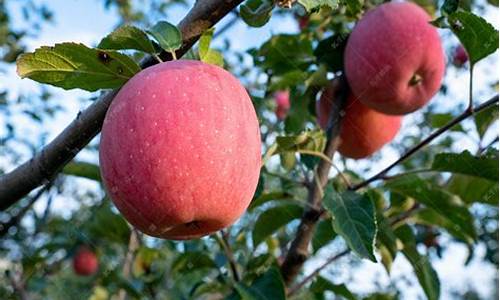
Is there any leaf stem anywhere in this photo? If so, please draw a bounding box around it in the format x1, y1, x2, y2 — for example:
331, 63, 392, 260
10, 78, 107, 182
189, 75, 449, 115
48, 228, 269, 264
468, 65, 474, 112
153, 53, 163, 63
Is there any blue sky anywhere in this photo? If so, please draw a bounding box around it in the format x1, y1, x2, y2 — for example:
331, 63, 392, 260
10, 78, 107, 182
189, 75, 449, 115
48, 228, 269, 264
1, 0, 498, 298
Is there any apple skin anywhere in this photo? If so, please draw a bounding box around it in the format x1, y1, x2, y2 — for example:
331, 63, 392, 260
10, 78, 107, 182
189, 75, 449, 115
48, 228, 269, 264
274, 90, 290, 120
99, 60, 262, 240
452, 44, 468, 67
298, 16, 309, 30
344, 2, 445, 115
316, 80, 402, 159
73, 247, 98, 276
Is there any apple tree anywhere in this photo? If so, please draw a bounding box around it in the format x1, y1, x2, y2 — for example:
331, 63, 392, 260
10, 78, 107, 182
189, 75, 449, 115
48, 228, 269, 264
0, 0, 498, 299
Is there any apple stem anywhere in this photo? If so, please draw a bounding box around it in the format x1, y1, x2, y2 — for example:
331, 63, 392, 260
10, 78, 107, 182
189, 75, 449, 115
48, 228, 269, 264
171, 51, 178, 60
408, 73, 422, 86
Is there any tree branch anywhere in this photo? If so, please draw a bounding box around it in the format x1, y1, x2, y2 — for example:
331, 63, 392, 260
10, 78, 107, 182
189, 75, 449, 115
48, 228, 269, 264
280, 76, 349, 286
350, 95, 499, 191
0, 0, 244, 210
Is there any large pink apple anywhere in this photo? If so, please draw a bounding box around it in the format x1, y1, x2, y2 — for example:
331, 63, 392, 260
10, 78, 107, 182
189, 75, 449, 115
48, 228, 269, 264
99, 60, 261, 240
274, 90, 290, 120
317, 80, 402, 159
73, 247, 98, 276
344, 2, 445, 115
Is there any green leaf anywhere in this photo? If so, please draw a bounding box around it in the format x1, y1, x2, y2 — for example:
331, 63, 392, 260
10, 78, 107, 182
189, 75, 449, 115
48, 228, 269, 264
280, 151, 297, 170
233, 267, 286, 300
376, 213, 399, 274
249, 191, 294, 211
240, 0, 274, 28
411, 208, 474, 243
431, 150, 498, 181
16, 43, 141, 91
192, 281, 228, 299
474, 103, 498, 138
269, 70, 309, 91
312, 219, 337, 253
270, 130, 327, 168
394, 225, 440, 300
275, 130, 326, 153
344, 0, 364, 17
314, 33, 348, 72
132, 247, 160, 277
447, 11, 499, 65
440, 0, 459, 15
298, 0, 338, 12
323, 186, 377, 261
429, 113, 464, 132
62, 161, 101, 181
98, 25, 156, 54
198, 28, 213, 58
147, 21, 182, 54
447, 174, 499, 205
198, 28, 224, 67
254, 34, 314, 75
385, 175, 476, 240
310, 276, 356, 300
171, 252, 216, 274
252, 203, 303, 247
87, 204, 130, 244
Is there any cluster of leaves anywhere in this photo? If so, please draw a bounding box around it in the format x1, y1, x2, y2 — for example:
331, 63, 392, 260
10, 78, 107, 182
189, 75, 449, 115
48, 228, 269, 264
0, 0, 499, 299
16, 19, 222, 92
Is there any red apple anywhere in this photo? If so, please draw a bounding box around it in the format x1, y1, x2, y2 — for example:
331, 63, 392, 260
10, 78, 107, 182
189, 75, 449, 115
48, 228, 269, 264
298, 15, 309, 30
73, 247, 98, 276
99, 60, 261, 240
274, 90, 290, 120
452, 44, 468, 67
344, 2, 445, 115
316, 80, 402, 159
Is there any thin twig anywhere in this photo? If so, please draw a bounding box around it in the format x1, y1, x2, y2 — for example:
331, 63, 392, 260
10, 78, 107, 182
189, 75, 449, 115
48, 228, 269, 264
379, 168, 434, 181
214, 10, 239, 38
117, 229, 141, 300
0, 183, 52, 237
389, 203, 421, 226
216, 230, 241, 282
287, 249, 350, 296
478, 135, 499, 154
350, 95, 499, 191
